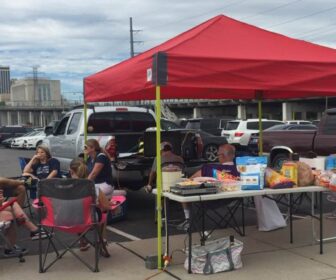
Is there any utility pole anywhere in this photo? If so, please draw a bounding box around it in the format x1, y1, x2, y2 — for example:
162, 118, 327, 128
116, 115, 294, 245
129, 17, 143, 57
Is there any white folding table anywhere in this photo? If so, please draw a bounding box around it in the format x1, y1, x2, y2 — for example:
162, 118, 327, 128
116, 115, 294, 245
154, 186, 326, 274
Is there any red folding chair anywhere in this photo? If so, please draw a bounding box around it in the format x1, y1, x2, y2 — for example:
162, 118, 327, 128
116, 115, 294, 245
36, 178, 109, 273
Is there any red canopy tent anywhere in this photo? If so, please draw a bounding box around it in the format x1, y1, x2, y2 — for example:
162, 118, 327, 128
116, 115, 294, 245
84, 15, 336, 269
85, 14, 336, 102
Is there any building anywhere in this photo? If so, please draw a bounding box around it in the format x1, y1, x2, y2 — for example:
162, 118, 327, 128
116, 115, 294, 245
11, 78, 62, 107
0, 66, 11, 102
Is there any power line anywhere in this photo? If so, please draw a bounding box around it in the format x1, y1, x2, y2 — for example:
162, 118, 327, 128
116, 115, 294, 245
145, 0, 249, 38
240, 0, 303, 21
267, 4, 336, 28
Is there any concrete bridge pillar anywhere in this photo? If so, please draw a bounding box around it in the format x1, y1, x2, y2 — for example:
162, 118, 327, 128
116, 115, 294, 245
237, 104, 246, 120
282, 102, 293, 121
40, 111, 44, 127
193, 107, 201, 118
7, 111, 12, 125
29, 111, 34, 125
17, 111, 22, 125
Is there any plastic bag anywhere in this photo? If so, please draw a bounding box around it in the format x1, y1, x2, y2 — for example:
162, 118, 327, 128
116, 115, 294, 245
297, 162, 314, 186
254, 196, 287, 231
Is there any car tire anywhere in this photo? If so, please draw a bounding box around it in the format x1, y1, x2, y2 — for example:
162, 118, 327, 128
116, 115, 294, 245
203, 144, 218, 162
271, 152, 289, 170
36, 140, 43, 148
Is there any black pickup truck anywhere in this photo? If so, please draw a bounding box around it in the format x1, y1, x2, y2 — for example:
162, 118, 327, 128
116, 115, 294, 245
112, 129, 208, 190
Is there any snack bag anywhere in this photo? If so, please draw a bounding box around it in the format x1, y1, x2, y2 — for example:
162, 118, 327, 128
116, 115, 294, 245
213, 169, 239, 181
236, 156, 267, 190
265, 167, 295, 189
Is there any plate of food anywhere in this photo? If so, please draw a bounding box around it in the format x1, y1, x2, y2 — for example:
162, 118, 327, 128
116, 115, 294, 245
175, 180, 202, 188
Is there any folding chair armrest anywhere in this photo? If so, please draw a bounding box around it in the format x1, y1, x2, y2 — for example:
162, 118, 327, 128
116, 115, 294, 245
0, 198, 17, 211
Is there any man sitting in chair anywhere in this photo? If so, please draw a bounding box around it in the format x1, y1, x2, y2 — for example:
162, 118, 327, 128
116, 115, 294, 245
177, 143, 239, 231
144, 141, 184, 193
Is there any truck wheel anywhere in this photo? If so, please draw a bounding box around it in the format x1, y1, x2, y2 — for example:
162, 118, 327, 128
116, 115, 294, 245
203, 144, 218, 162
272, 153, 289, 171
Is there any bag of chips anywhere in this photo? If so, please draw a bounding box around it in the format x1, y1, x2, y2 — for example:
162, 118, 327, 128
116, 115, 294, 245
265, 167, 295, 189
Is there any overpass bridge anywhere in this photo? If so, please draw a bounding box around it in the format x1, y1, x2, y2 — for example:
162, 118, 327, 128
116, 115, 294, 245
0, 97, 331, 127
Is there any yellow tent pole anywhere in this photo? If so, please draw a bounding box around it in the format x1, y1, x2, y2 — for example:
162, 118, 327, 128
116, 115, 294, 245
84, 102, 88, 162
256, 92, 263, 156
155, 85, 162, 269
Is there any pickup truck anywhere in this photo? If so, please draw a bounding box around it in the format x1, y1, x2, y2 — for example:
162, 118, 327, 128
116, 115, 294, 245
251, 108, 336, 169
43, 105, 205, 190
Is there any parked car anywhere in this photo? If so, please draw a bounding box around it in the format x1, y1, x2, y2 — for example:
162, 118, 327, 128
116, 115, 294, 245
22, 130, 46, 149
255, 108, 336, 169
185, 118, 232, 136
1, 137, 14, 148
0, 126, 33, 144
221, 119, 284, 147
285, 120, 312, 125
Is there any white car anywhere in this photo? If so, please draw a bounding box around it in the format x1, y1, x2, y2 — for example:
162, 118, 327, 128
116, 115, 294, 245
11, 130, 39, 149
221, 119, 284, 146
11, 130, 45, 149
22, 130, 46, 149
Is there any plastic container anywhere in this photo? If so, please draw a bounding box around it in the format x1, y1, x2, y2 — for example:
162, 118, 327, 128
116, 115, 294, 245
281, 153, 298, 185
107, 189, 127, 224
326, 155, 336, 170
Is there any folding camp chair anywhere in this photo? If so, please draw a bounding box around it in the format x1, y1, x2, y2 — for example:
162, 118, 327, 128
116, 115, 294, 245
36, 178, 109, 273
0, 198, 26, 263
18, 157, 36, 217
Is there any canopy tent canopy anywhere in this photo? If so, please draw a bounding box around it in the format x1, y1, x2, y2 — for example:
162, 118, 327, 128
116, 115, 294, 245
85, 14, 336, 102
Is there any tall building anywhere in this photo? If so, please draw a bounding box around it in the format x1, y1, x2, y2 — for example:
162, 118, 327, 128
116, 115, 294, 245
0, 66, 11, 102
11, 78, 61, 106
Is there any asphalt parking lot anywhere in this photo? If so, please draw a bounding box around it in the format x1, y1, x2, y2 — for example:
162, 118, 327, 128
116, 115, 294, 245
1, 145, 335, 258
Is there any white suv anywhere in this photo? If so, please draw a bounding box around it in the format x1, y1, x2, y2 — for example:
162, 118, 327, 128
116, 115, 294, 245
221, 119, 284, 146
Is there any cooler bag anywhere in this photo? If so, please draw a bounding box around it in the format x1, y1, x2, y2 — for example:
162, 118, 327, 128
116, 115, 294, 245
185, 237, 243, 274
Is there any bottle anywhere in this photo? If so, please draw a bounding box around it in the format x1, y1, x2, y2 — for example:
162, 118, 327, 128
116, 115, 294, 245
326, 155, 336, 171
281, 153, 298, 186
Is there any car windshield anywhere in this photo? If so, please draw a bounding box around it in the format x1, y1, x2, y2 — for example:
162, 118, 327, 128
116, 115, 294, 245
161, 119, 180, 130
225, 121, 239, 130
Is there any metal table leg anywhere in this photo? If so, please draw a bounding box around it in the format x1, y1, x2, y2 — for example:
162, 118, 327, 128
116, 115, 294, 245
241, 198, 245, 236
188, 202, 193, 274
290, 193, 293, 244
320, 191, 323, 254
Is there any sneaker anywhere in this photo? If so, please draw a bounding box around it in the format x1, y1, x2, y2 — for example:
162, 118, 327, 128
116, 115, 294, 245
4, 245, 29, 257
79, 239, 90, 251
30, 229, 49, 240
177, 219, 190, 231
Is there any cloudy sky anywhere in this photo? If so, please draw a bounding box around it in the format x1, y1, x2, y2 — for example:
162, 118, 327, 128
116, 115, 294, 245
1, 0, 336, 100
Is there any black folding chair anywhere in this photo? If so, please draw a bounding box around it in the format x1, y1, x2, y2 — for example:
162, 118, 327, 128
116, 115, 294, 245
36, 178, 109, 273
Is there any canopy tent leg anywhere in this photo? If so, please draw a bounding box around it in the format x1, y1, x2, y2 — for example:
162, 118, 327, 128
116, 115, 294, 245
84, 102, 88, 161
256, 91, 263, 156
155, 85, 163, 269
